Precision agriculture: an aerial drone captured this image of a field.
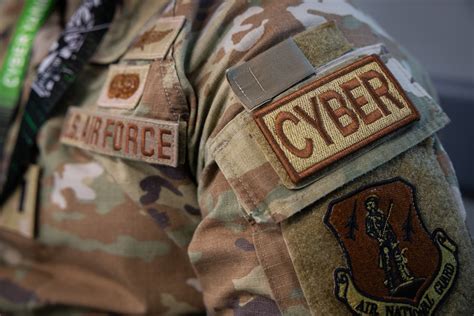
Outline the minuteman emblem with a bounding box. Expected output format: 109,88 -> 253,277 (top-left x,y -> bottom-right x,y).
324,178 -> 458,315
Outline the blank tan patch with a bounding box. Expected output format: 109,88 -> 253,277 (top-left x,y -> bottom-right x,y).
123,16 -> 185,60
254,55 -> 420,184
97,64 -> 150,110
61,107 -> 180,167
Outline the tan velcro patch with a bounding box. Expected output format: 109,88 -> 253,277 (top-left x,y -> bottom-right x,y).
123,16 -> 185,61
97,64 -> 150,110
61,107 -> 180,167
254,55 -> 420,184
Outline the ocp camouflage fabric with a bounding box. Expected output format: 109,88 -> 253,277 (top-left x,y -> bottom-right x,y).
0,0 -> 472,315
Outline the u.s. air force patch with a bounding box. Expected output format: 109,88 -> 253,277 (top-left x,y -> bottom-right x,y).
60,107 -> 180,167
254,55 -> 420,184
324,178 -> 458,315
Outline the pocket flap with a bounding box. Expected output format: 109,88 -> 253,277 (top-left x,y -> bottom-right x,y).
209,55 -> 449,224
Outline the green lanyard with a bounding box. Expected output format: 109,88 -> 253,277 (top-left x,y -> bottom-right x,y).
0,0 -> 54,135
0,0 -> 117,202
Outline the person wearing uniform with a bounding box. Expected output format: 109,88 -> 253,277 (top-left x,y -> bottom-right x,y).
0,0 -> 472,315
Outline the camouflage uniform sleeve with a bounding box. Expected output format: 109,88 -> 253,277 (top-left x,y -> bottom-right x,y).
0,1 -> 206,314
186,1 -> 474,315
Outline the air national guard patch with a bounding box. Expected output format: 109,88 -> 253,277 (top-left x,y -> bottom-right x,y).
254,55 -> 420,184
324,178 -> 458,315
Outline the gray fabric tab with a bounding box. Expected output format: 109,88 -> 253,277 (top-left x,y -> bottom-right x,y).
226,38 -> 314,111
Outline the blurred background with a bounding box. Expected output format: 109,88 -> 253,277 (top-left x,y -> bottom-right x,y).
353,0 -> 474,235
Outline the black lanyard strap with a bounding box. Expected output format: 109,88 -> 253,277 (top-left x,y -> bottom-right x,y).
0,0 -> 117,202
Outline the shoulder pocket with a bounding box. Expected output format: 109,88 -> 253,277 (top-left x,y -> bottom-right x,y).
210,46 -> 448,224
210,48 -> 473,316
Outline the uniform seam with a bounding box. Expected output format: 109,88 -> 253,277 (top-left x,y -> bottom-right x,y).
159,60 -> 173,111
212,121 -> 275,222
225,153 -> 259,211
168,58 -> 190,118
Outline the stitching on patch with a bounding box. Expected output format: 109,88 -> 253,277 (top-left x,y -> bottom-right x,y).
248,66 -> 266,92
232,76 -> 252,103
60,107 -> 179,166
253,55 -> 420,184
